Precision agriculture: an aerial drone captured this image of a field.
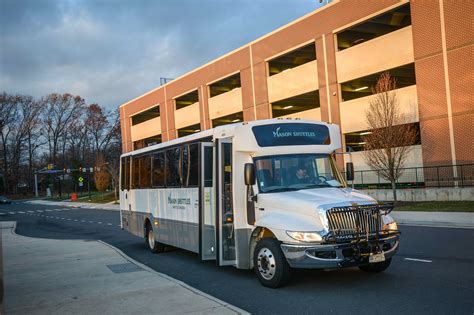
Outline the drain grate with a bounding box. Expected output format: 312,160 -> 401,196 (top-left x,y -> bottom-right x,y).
106,263 -> 144,274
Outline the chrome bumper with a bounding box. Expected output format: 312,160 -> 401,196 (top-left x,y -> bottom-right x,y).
280,235 -> 399,269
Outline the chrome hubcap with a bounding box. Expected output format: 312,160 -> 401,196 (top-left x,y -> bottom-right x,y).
257,247 -> 276,280
148,228 -> 155,249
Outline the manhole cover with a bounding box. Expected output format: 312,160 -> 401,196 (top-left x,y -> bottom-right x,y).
106,263 -> 143,273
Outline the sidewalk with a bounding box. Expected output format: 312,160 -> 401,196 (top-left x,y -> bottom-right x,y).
0,221 -> 247,315
391,211 -> 474,228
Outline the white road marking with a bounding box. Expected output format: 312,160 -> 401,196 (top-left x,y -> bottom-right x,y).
45,210 -> 53,212
107,223 -> 112,226
36,210 -> 43,212
74,219 -> 78,222
81,220 -> 85,222
18,211 -> 25,214
67,219 -> 71,221
9,212 -> 15,214
27,211 -> 34,213
0,213 -> 6,215
98,222 -> 102,224
404,258 -> 432,263
89,221 -> 94,223
55,217 -> 60,219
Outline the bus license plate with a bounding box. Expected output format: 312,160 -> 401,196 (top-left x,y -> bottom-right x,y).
369,252 -> 385,263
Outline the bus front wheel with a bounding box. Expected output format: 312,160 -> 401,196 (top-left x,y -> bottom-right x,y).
254,238 -> 290,288
145,223 -> 165,253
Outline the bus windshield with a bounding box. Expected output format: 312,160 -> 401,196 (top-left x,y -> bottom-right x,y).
254,154 -> 342,193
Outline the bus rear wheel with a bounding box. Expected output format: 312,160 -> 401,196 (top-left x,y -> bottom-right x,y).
145,223 -> 165,253
254,238 -> 290,288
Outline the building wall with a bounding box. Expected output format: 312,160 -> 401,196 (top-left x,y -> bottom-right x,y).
120,0 -> 473,170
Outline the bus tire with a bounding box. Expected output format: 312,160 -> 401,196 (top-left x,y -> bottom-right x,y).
145,223 -> 165,253
359,258 -> 392,273
254,238 -> 290,288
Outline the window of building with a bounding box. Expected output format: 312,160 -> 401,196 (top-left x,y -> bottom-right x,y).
131,106 -> 160,125
268,43 -> 316,76
133,134 -> 162,150
271,90 -> 320,118
152,152 -> 165,187
175,90 -> 199,110
337,4 -> 411,51
208,73 -> 241,98
212,111 -> 243,128
344,122 -> 421,152
178,123 -> 201,138
166,147 -> 181,187
340,63 -> 416,102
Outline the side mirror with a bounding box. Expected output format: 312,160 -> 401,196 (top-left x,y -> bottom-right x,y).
244,163 -> 256,186
346,162 -> 354,181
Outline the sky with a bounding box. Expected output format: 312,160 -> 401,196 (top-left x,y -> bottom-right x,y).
1,0 -> 327,110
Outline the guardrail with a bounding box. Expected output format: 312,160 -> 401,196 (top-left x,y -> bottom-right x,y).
348,164 -> 474,189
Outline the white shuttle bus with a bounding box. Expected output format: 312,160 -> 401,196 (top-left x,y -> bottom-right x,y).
120,119 -> 400,287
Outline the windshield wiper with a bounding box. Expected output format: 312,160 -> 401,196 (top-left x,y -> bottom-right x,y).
263,187 -> 299,193
300,183 -> 333,189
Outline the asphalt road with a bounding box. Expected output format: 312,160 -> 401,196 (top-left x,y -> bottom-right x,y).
1,202 -> 473,314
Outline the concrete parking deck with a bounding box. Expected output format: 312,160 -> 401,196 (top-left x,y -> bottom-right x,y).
0,221 -> 247,315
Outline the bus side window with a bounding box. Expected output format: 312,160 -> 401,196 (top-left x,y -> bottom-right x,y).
188,143 -> 199,187
120,157 -> 126,190
182,145 -> 189,187
131,156 -> 140,189
166,147 -> 181,187
140,155 -> 152,188
126,157 -> 130,190
152,152 -> 165,187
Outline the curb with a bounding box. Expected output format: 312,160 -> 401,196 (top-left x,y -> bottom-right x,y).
4,221 -> 248,315
98,240 -> 249,315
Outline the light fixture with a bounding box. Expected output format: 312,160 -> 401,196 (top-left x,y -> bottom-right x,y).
283,105 -> 293,110
355,86 -> 368,91
359,131 -> 372,135
358,142 -> 367,145
194,129 -> 200,132
232,119 -> 240,122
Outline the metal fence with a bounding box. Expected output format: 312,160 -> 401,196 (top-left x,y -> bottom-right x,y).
350,164 -> 474,189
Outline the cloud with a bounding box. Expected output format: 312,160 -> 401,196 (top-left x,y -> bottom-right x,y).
0,0 -> 323,109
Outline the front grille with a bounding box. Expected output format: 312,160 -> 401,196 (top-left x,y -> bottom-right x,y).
327,205 -> 382,242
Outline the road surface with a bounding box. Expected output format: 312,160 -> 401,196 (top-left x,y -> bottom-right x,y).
1,202 -> 473,314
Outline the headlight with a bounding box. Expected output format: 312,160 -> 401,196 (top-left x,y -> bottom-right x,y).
286,231 -> 322,243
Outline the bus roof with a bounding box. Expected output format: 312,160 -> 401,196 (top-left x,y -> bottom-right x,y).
121,119 -> 339,157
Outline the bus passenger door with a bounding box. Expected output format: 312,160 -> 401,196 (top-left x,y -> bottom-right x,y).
200,143 -> 216,260
217,139 -> 236,266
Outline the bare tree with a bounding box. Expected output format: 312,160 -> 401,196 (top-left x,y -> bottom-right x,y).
0,93 -> 19,193
85,104 -> 119,158
42,93 -> 85,167
362,72 -> 418,202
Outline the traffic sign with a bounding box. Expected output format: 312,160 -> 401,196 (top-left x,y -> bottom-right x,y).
78,176 -> 84,183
